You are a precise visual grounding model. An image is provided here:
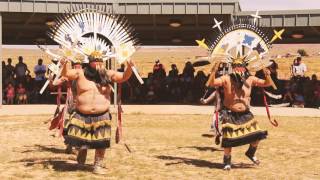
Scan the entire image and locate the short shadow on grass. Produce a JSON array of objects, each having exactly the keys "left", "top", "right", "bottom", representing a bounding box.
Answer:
[
  {"left": 232, "top": 162, "right": 256, "bottom": 169},
  {"left": 12, "top": 157, "right": 93, "bottom": 172},
  {"left": 156, "top": 155, "right": 223, "bottom": 169},
  {"left": 177, "top": 146, "right": 223, "bottom": 152},
  {"left": 201, "top": 134, "right": 214, "bottom": 138},
  {"left": 20, "top": 144, "right": 67, "bottom": 154},
  {"left": 156, "top": 155, "right": 254, "bottom": 169}
]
